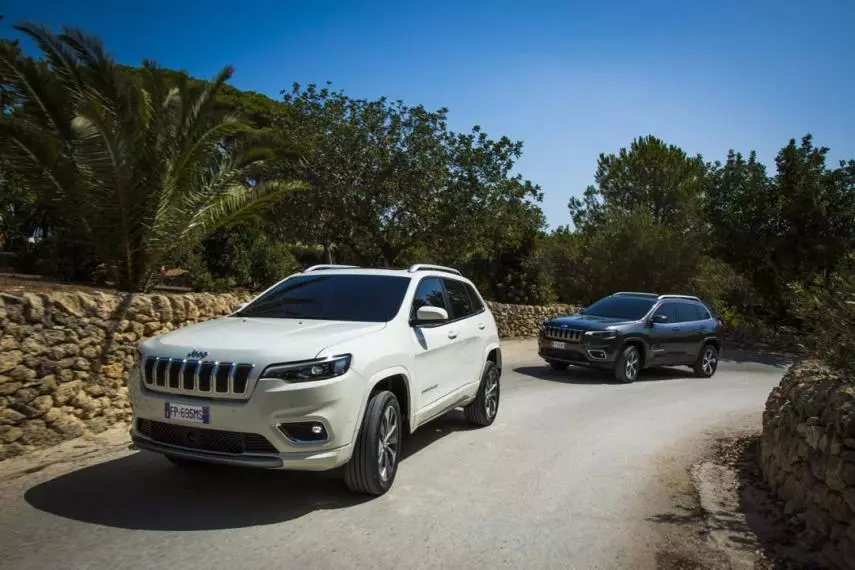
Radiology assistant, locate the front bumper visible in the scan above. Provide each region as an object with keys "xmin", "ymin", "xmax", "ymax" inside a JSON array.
[
  {"xmin": 538, "ymin": 336, "xmax": 619, "ymax": 368},
  {"xmin": 128, "ymin": 366, "xmax": 366, "ymax": 471}
]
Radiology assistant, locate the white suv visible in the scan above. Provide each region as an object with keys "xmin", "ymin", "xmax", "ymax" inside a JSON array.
[{"xmin": 129, "ymin": 264, "xmax": 502, "ymax": 495}]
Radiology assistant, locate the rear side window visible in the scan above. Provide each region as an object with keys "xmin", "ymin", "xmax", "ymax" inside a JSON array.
[
  {"xmin": 412, "ymin": 277, "xmax": 448, "ymax": 314},
  {"xmin": 443, "ymin": 278, "xmax": 474, "ymax": 319},
  {"xmin": 675, "ymin": 303, "xmax": 699, "ymax": 323},
  {"xmin": 694, "ymin": 304, "xmax": 711, "ymax": 320},
  {"xmin": 466, "ymin": 284, "xmax": 485, "ymax": 312}
]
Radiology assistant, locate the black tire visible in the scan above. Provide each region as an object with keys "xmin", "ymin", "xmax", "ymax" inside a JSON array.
[
  {"xmin": 344, "ymin": 390, "xmax": 402, "ymax": 496},
  {"xmin": 165, "ymin": 455, "xmax": 209, "ymax": 468},
  {"xmin": 464, "ymin": 361, "xmax": 500, "ymax": 427},
  {"xmin": 693, "ymin": 344, "xmax": 719, "ymax": 378},
  {"xmin": 614, "ymin": 345, "xmax": 641, "ymax": 383},
  {"xmin": 547, "ymin": 360, "xmax": 569, "ymax": 371}
]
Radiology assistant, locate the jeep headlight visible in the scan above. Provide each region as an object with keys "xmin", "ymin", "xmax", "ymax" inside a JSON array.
[
  {"xmin": 261, "ymin": 355, "xmax": 352, "ymax": 383},
  {"xmin": 584, "ymin": 330, "xmax": 617, "ymax": 341}
]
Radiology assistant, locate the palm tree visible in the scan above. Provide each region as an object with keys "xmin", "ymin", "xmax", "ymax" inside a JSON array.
[{"xmin": 0, "ymin": 23, "xmax": 305, "ymax": 291}]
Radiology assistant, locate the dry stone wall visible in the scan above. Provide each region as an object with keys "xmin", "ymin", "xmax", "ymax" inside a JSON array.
[
  {"xmin": 761, "ymin": 360, "xmax": 855, "ymax": 569},
  {"xmin": 0, "ymin": 290, "xmax": 578, "ymax": 459}
]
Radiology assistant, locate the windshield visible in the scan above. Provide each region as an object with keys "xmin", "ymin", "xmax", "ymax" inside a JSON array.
[
  {"xmin": 582, "ymin": 296, "xmax": 656, "ymax": 320},
  {"xmin": 234, "ymin": 274, "xmax": 410, "ymax": 322}
]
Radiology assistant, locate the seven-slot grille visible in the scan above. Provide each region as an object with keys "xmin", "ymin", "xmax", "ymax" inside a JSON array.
[
  {"xmin": 142, "ymin": 357, "xmax": 254, "ymax": 398},
  {"xmin": 543, "ymin": 325, "xmax": 584, "ymax": 342},
  {"xmin": 136, "ymin": 419, "xmax": 277, "ymax": 455}
]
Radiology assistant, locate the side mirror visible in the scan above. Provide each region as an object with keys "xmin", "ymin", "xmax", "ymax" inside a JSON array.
[
  {"xmin": 413, "ymin": 305, "xmax": 448, "ymax": 325},
  {"xmin": 650, "ymin": 314, "xmax": 668, "ymax": 325}
]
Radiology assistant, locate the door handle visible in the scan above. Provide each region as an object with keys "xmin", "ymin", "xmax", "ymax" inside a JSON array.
[
  {"xmin": 477, "ymin": 323, "xmax": 486, "ymax": 330},
  {"xmin": 671, "ymin": 327, "xmax": 680, "ymax": 331},
  {"xmin": 448, "ymin": 331, "xmax": 458, "ymax": 339}
]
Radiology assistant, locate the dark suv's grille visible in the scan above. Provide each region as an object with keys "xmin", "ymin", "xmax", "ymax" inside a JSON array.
[
  {"xmin": 142, "ymin": 357, "xmax": 254, "ymax": 398},
  {"xmin": 543, "ymin": 326, "xmax": 583, "ymax": 342},
  {"xmin": 136, "ymin": 419, "xmax": 277, "ymax": 455}
]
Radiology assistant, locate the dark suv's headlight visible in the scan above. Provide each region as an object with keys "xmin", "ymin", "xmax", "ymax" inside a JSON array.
[
  {"xmin": 584, "ymin": 330, "xmax": 617, "ymax": 341},
  {"xmin": 261, "ymin": 355, "xmax": 352, "ymax": 383}
]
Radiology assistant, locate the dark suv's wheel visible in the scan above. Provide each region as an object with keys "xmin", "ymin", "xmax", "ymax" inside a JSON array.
[
  {"xmin": 547, "ymin": 360, "xmax": 568, "ymax": 371},
  {"xmin": 614, "ymin": 345, "xmax": 641, "ymax": 383},
  {"xmin": 464, "ymin": 361, "xmax": 500, "ymax": 426},
  {"xmin": 344, "ymin": 390, "xmax": 402, "ymax": 496},
  {"xmin": 693, "ymin": 344, "xmax": 719, "ymax": 378}
]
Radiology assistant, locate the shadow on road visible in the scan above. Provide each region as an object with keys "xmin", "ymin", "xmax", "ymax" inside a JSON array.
[
  {"xmin": 24, "ymin": 410, "xmax": 473, "ymax": 531},
  {"xmin": 718, "ymin": 348, "xmax": 792, "ymax": 368},
  {"xmin": 514, "ymin": 365, "xmax": 693, "ymax": 384}
]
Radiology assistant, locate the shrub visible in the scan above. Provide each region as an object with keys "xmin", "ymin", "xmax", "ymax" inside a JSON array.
[{"xmin": 788, "ymin": 268, "xmax": 855, "ymax": 372}]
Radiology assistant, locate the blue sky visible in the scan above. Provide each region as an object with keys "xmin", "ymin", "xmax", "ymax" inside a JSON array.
[{"xmin": 3, "ymin": 0, "xmax": 854, "ymax": 228}]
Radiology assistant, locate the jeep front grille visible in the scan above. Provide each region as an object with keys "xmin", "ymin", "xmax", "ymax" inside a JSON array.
[
  {"xmin": 142, "ymin": 357, "xmax": 254, "ymax": 399},
  {"xmin": 136, "ymin": 419, "xmax": 277, "ymax": 455},
  {"xmin": 543, "ymin": 326, "xmax": 584, "ymax": 342}
]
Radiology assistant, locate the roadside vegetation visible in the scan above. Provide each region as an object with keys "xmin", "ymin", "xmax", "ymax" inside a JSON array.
[{"xmin": 0, "ymin": 21, "xmax": 853, "ymax": 363}]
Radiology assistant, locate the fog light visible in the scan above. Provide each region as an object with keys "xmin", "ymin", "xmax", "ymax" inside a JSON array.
[{"xmin": 278, "ymin": 421, "xmax": 328, "ymax": 443}]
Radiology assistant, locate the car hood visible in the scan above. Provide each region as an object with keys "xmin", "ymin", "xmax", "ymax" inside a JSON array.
[
  {"xmin": 549, "ymin": 314, "xmax": 637, "ymax": 331},
  {"xmin": 141, "ymin": 317, "xmax": 385, "ymax": 363}
]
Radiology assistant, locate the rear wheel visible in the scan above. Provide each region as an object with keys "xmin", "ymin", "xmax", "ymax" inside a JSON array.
[
  {"xmin": 693, "ymin": 344, "xmax": 719, "ymax": 378},
  {"xmin": 547, "ymin": 360, "xmax": 568, "ymax": 371},
  {"xmin": 614, "ymin": 345, "xmax": 641, "ymax": 383},
  {"xmin": 464, "ymin": 361, "xmax": 500, "ymax": 427},
  {"xmin": 344, "ymin": 390, "xmax": 402, "ymax": 496}
]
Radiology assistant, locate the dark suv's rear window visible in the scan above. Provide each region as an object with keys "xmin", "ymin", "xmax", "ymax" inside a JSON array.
[{"xmin": 235, "ymin": 274, "xmax": 410, "ymax": 322}]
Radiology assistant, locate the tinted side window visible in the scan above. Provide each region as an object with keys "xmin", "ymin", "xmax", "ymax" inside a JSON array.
[
  {"xmin": 675, "ymin": 303, "xmax": 698, "ymax": 323},
  {"xmin": 694, "ymin": 304, "xmax": 711, "ymax": 320},
  {"xmin": 655, "ymin": 302, "xmax": 679, "ymax": 323},
  {"xmin": 443, "ymin": 279, "xmax": 474, "ymax": 319},
  {"xmin": 412, "ymin": 278, "xmax": 448, "ymax": 314},
  {"xmin": 465, "ymin": 284, "xmax": 484, "ymax": 312}
]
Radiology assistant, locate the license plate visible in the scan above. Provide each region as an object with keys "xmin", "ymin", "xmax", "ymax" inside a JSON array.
[
  {"xmin": 164, "ymin": 402, "xmax": 210, "ymax": 424},
  {"xmin": 549, "ymin": 340, "xmax": 568, "ymax": 350}
]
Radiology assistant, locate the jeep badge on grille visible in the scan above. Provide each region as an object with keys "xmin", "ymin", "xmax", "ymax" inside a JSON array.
[{"xmin": 186, "ymin": 350, "xmax": 208, "ymax": 359}]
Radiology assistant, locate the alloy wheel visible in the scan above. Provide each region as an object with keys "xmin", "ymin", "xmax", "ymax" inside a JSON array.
[
  {"xmin": 625, "ymin": 349, "xmax": 639, "ymax": 381},
  {"xmin": 378, "ymin": 405, "xmax": 399, "ymax": 482},
  {"xmin": 702, "ymin": 347, "xmax": 717, "ymax": 376},
  {"xmin": 484, "ymin": 367, "xmax": 499, "ymax": 420}
]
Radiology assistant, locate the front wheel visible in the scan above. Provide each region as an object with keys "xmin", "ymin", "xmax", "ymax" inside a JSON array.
[
  {"xmin": 614, "ymin": 345, "xmax": 641, "ymax": 383},
  {"xmin": 693, "ymin": 344, "xmax": 719, "ymax": 378},
  {"xmin": 344, "ymin": 390, "xmax": 402, "ymax": 496},
  {"xmin": 547, "ymin": 360, "xmax": 568, "ymax": 371},
  {"xmin": 464, "ymin": 361, "xmax": 500, "ymax": 427}
]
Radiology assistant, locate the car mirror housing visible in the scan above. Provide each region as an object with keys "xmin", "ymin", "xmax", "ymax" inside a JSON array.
[
  {"xmin": 651, "ymin": 314, "xmax": 668, "ymax": 324},
  {"xmin": 413, "ymin": 305, "xmax": 448, "ymax": 324}
]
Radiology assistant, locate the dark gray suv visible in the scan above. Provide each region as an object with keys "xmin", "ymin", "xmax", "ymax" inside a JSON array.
[{"xmin": 538, "ymin": 292, "xmax": 723, "ymax": 383}]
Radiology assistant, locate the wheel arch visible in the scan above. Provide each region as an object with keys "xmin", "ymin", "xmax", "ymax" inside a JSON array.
[
  {"xmin": 620, "ymin": 336, "xmax": 650, "ymax": 367},
  {"xmin": 361, "ymin": 367, "xmax": 414, "ymax": 438}
]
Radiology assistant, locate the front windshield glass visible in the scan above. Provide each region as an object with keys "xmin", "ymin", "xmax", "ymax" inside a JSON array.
[
  {"xmin": 235, "ymin": 274, "xmax": 410, "ymax": 322},
  {"xmin": 582, "ymin": 296, "xmax": 656, "ymax": 320}
]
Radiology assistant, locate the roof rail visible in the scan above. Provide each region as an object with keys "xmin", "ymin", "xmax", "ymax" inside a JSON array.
[
  {"xmin": 658, "ymin": 294, "xmax": 701, "ymax": 302},
  {"xmin": 303, "ymin": 264, "xmax": 360, "ymax": 272},
  {"xmin": 407, "ymin": 264, "xmax": 461, "ymax": 276},
  {"xmin": 613, "ymin": 291, "xmax": 659, "ymax": 297}
]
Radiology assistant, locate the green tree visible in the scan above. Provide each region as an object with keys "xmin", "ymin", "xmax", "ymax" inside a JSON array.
[
  {"xmin": 569, "ymin": 135, "xmax": 708, "ymax": 232},
  {"xmin": 706, "ymin": 136, "xmax": 855, "ymax": 316},
  {"xmin": 273, "ymin": 84, "xmax": 544, "ymax": 267},
  {"xmin": 0, "ymin": 24, "xmax": 304, "ymax": 290}
]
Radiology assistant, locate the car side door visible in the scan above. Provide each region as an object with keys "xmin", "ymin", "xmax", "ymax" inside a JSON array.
[
  {"xmin": 441, "ymin": 278, "xmax": 484, "ymax": 391},
  {"xmin": 409, "ymin": 277, "xmax": 460, "ymax": 408},
  {"xmin": 649, "ymin": 302, "xmax": 682, "ymax": 363}
]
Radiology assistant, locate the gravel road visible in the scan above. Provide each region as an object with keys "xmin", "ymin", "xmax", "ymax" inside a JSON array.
[{"xmin": 0, "ymin": 340, "xmax": 789, "ymax": 570}]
